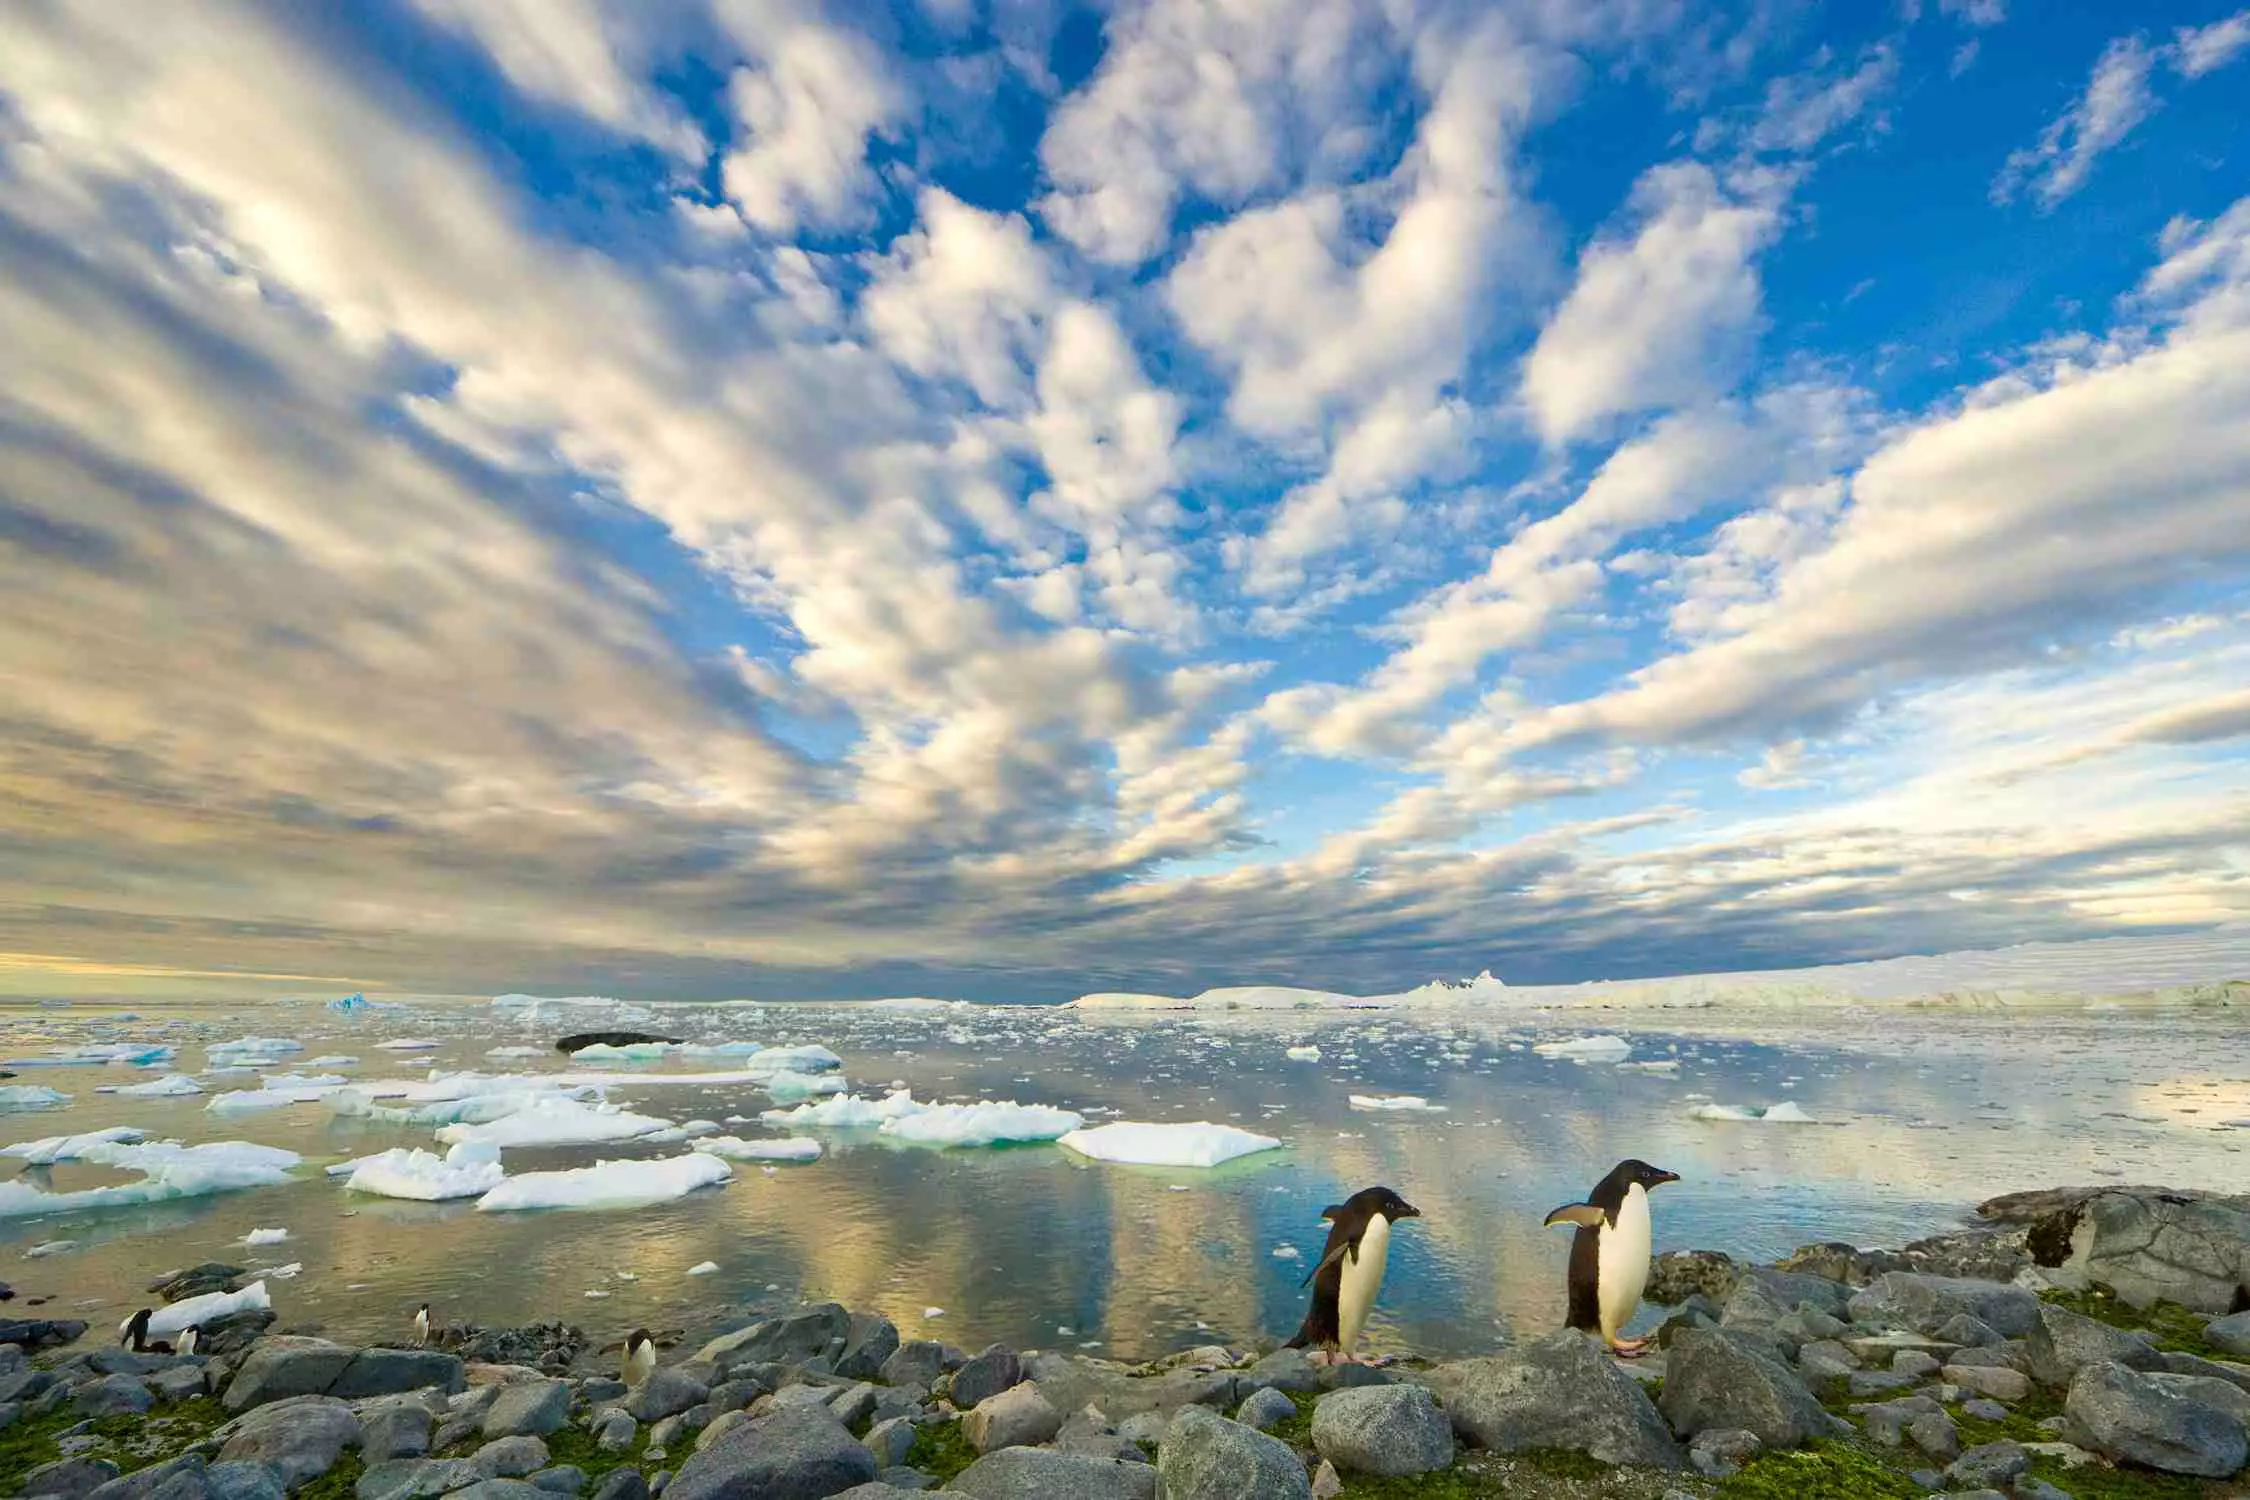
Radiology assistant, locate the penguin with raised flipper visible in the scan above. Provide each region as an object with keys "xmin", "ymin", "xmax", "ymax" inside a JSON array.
[
  {"xmin": 1544, "ymin": 1158, "xmax": 1679, "ymax": 1356},
  {"xmin": 1284, "ymin": 1185, "xmax": 1421, "ymax": 1365}
]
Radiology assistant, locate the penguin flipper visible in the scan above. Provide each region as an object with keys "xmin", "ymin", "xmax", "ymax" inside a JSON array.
[
  {"xmin": 1299, "ymin": 1238, "xmax": 1356, "ymax": 1289},
  {"xmin": 1544, "ymin": 1202, "xmax": 1606, "ymax": 1229}
]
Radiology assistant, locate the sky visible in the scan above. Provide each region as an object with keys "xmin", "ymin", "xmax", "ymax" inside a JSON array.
[{"xmin": 2, "ymin": 0, "xmax": 2248, "ymax": 1004}]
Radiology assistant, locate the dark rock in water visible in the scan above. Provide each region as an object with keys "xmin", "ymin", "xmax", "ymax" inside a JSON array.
[
  {"xmin": 197, "ymin": 1310, "xmax": 278, "ymax": 1356},
  {"xmin": 1428, "ymin": 1332, "xmax": 1684, "ymax": 1469},
  {"xmin": 0, "ymin": 1317, "xmax": 88, "ymax": 1350},
  {"xmin": 1157, "ymin": 1406, "xmax": 1311, "ymax": 1500},
  {"xmin": 948, "ymin": 1346, "xmax": 1024, "ymax": 1410},
  {"xmin": 554, "ymin": 1033, "xmax": 684, "ymax": 1055},
  {"xmin": 150, "ymin": 1264, "xmax": 249, "ymax": 1303},
  {"xmin": 1646, "ymin": 1249, "xmax": 1738, "ymax": 1306},
  {"xmin": 664, "ymin": 1406, "xmax": 877, "ymax": 1500},
  {"xmin": 447, "ymin": 1323, "xmax": 590, "ymax": 1373},
  {"xmin": 24, "ymin": 1456, "xmax": 123, "ymax": 1499},
  {"xmin": 1660, "ymin": 1329, "xmax": 1840, "ymax": 1450},
  {"xmin": 0, "ymin": 1282, "xmax": 12, "ymax": 1302},
  {"xmin": 950, "ymin": 1448, "xmax": 1157, "ymax": 1499},
  {"xmin": 2066, "ymin": 1359, "xmax": 2249, "ymax": 1477}
]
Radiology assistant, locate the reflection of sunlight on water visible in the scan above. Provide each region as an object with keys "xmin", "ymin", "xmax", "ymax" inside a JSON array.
[{"xmin": 1, "ymin": 1003, "xmax": 2245, "ymax": 1361}]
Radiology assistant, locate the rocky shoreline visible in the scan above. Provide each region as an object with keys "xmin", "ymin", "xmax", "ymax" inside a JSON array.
[{"xmin": 5, "ymin": 1185, "xmax": 2249, "ymax": 1500}]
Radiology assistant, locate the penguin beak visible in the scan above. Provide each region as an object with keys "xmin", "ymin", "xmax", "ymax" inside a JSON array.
[
  {"xmin": 1650, "ymin": 1168, "xmax": 1680, "ymax": 1186},
  {"xmin": 1397, "ymin": 1199, "xmax": 1422, "ymax": 1219}
]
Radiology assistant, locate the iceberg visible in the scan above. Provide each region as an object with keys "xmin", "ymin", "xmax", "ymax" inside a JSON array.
[
  {"xmin": 485, "ymin": 1046, "xmax": 546, "ymax": 1059},
  {"xmin": 206, "ymin": 1074, "xmax": 351, "ymax": 1113},
  {"xmin": 105, "ymin": 1073, "xmax": 203, "ymax": 1097},
  {"xmin": 0, "ymin": 1141, "xmax": 300, "ymax": 1217},
  {"xmin": 760, "ymin": 1089, "xmax": 926, "ymax": 1129},
  {"xmin": 1348, "ymin": 1095, "xmax": 1445, "ymax": 1112},
  {"xmin": 1058, "ymin": 1122, "xmax": 1285, "ymax": 1168},
  {"xmin": 48, "ymin": 1044, "xmax": 177, "ymax": 1065},
  {"xmin": 687, "ymin": 1260, "xmax": 719, "ymax": 1275},
  {"xmin": 693, "ymin": 1136, "xmax": 823, "ymax": 1162},
  {"xmin": 305, "ymin": 1055, "xmax": 358, "ymax": 1067},
  {"xmin": 0, "ymin": 1086, "xmax": 71, "ymax": 1111},
  {"xmin": 740, "ymin": 1044, "xmax": 845, "ymax": 1075},
  {"xmin": 879, "ymin": 1101, "xmax": 1084, "ymax": 1148},
  {"xmin": 242, "ymin": 1227, "xmax": 289, "ymax": 1245},
  {"xmin": 346, "ymin": 1142, "xmax": 507, "ymax": 1201},
  {"xmin": 436, "ymin": 1095, "xmax": 672, "ymax": 1149},
  {"xmin": 1284, "ymin": 1046, "xmax": 1323, "ymax": 1062},
  {"xmin": 328, "ymin": 993, "xmax": 369, "ymax": 1012},
  {"xmin": 566, "ymin": 1042, "xmax": 673, "ymax": 1063},
  {"xmin": 1689, "ymin": 1101, "xmax": 1820, "ymax": 1124},
  {"xmin": 376, "ymin": 1038, "xmax": 441, "ymax": 1051},
  {"xmin": 4, "ymin": 1126, "xmax": 147, "ymax": 1163},
  {"xmin": 207, "ymin": 1036, "xmax": 302, "ymax": 1059},
  {"xmin": 762, "ymin": 1069, "xmax": 848, "ymax": 1101},
  {"xmin": 146, "ymin": 1280, "xmax": 269, "ymax": 1339},
  {"xmin": 476, "ymin": 1153, "xmax": 731, "ymax": 1212},
  {"xmin": 1533, "ymin": 1035, "xmax": 1634, "ymax": 1061}
]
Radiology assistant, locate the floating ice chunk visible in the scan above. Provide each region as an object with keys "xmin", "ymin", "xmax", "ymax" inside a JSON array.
[
  {"xmin": 1533, "ymin": 1035, "xmax": 1633, "ymax": 1061},
  {"xmin": 879, "ymin": 1101, "xmax": 1083, "ymax": 1148},
  {"xmin": 687, "ymin": 1261, "xmax": 719, "ymax": 1276},
  {"xmin": 567, "ymin": 1042, "xmax": 673, "ymax": 1063},
  {"xmin": 865, "ymin": 997, "xmax": 958, "ymax": 1011},
  {"xmin": 328, "ymin": 993, "xmax": 369, "ymax": 1012},
  {"xmin": 112, "ymin": 1077, "xmax": 205, "ymax": 1105},
  {"xmin": 0, "ymin": 1141, "xmax": 300, "ymax": 1217},
  {"xmin": 377, "ymin": 1038, "xmax": 441, "ymax": 1051},
  {"xmin": 4, "ymin": 1127, "xmax": 147, "ymax": 1162},
  {"xmin": 1284, "ymin": 1046, "xmax": 1323, "ymax": 1062},
  {"xmin": 243, "ymin": 1227, "xmax": 290, "ymax": 1246},
  {"xmin": 1272, "ymin": 1244, "xmax": 1301, "ymax": 1260},
  {"xmin": 485, "ymin": 1046, "xmax": 546, "ymax": 1059},
  {"xmin": 1348, "ymin": 1095, "xmax": 1446, "ymax": 1112},
  {"xmin": 0, "ymin": 1086, "xmax": 71, "ymax": 1112},
  {"xmin": 476, "ymin": 1153, "xmax": 731, "ymax": 1212},
  {"xmin": 25, "ymin": 1240, "xmax": 76, "ymax": 1258},
  {"xmin": 1058, "ymin": 1122, "xmax": 1285, "ymax": 1168},
  {"xmin": 676, "ymin": 1041, "xmax": 764, "ymax": 1058},
  {"xmin": 761, "ymin": 1089, "xmax": 925, "ymax": 1130},
  {"xmin": 48, "ymin": 1044, "xmax": 177, "ymax": 1066},
  {"xmin": 640, "ymin": 1120, "xmax": 721, "ymax": 1144},
  {"xmin": 305, "ymin": 1056, "xmax": 358, "ymax": 1068},
  {"xmin": 762, "ymin": 1069, "xmax": 848, "ymax": 1102},
  {"xmin": 206, "ymin": 1075, "xmax": 350, "ymax": 1113},
  {"xmin": 208, "ymin": 1037, "xmax": 302, "ymax": 1059},
  {"xmin": 1617, "ymin": 1060, "xmax": 1680, "ymax": 1073},
  {"xmin": 437, "ymin": 1095, "xmax": 672, "ymax": 1149},
  {"xmin": 346, "ymin": 1141, "xmax": 507, "ymax": 1201},
  {"xmin": 146, "ymin": 1280, "xmax": 269, "ymax": 1338},
  {"xmin": 741, "ymin": 1044, "xmax": 845, "ymax": 1076},
  {"xmin": 693, "ymin": 1136, "xmax": 823, "ymax": 1162},
  {"xmin": 261, "ymin": 1262, "xmax": 303, "ymax": 1279},
  {"xmin": 1689, "ymin": 1101, "xmax": 1820, "ymax": 1124}
]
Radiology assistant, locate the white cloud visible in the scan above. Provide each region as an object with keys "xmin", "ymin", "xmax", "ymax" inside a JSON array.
[
  {"xmin": 2175, "ymin": 10, "xmax": 2250, "ymax": 78},
  {"xmin": 411, "ymin": 0, "xmax": 704, "ymax": 157},
  {"xmin": 715, "ymin": 0, "xmax": 909, "ymax": 235},
  {"xmin": 1519, "ymin": 161, "xmax": 1787, "ymax": 445},
  {"xmin": 1939, "ymin": 0, "xmax": 2006, "ymax": 26},
  {"xmin": 1744, "ymin": 44, "xmax": 1901, "ymax": 154}
]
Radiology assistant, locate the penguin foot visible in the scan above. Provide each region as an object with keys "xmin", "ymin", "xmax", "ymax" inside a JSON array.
[{"xmin": 1608, "ymin": 1336, "xmax": 1653, "ymax": 1358}]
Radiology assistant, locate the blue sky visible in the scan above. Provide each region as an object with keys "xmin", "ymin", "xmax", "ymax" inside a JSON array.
[{"xmin": 2, "ymin": 0, "xmax": 2247, "ymax": 1002}]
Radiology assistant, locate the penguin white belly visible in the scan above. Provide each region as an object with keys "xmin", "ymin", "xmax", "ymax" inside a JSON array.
[
  {"xmin": 1597, "ymin": 1183, "xmax": 1652, "ymax": 1339},
  {"xmin": 1336, "ymin": 1214, "xmax": 1393, "ymax": 1356}
]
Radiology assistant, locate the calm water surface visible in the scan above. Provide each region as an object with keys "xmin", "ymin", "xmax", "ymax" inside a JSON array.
[{"xmin": 3, "ymin": 999, "xmax": 2245, "ymax": 1362}]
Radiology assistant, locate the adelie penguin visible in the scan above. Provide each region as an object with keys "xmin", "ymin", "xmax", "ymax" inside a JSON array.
[
  {"xmin": 1284, "ymin": 1186, "xmax": 1421, "ymax": 1365},
  {"xmin": 120, "ymin": 1308, "xmax": 175, "ymax": 1355},
  {"xmin": 413, "ymin": 1304, "xmax": 432, "ymax": 1348},
  {"xmin": 621, "ymin": 1328, "xmax": 657, "ymax": 1387},
  {"xmin": 1544, "ymin": 1158, "xmax": 1680, "ymax": 1356}
]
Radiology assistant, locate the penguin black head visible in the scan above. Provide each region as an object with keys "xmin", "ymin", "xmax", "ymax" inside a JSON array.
[
  {"xmin": 121, "ymin": 1308, "xmax": 151, "ymax": 1347},
  {"xmin": 1610, "ymin": 1159, "xmax": 1680, "ymax": 1192}
]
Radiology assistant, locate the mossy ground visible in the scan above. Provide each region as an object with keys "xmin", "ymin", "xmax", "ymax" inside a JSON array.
[
  {"xmin": 295, "ymin": 1452, "xmax": 367, "ymax": 1500},
  {"xmin": 2040, "ymin": 1288, "xmax": 2234, "ymax": 1360},
  {"xmin": 542, "ymin": 1420, "xmax": 654, "ymax": 1485},
  {"xmin": 904, "ymin": 1417, "xmax": 977, "ymax": 1483},
  {"xmin": 0, "ymin": 1394, "xmax": 230, "ymax": 1493},
  {"xmin": 1713, "ymin": 1441, "xmax": 1925, "ymax": 1499}
]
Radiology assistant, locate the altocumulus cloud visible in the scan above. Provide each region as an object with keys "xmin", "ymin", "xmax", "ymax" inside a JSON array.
[{"xmin": 0, "ymin": 0, "xmax": 2246, "ymax": 1001}]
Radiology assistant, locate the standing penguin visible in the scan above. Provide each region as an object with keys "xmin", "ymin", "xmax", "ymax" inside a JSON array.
[
  {"xmin": 177, "ymin": 1325, "xmax": 202, "ymax": 1357},
  {"xmin": 621, "ymin": 1328, "xmax": 657, "ymax": 1386},
  {"xmin": 120, "ymin": 1308, "xmax": 175, "ymax": 1355},
  {"xmin": 413, "ymin": 1304, "xmax": 431, "ymax": 1348},
  {"xmin": 1543, "ymin": 1158, "xmax": 1679, "ymax": 1356},
  {"xmin": 1284, "ymin": 1186, "xmax": 1421, "ymax": 1365}
]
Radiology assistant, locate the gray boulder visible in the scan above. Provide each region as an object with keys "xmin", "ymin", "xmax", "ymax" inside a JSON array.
[
  {"xmin": 446, "ymin": 1484, "xmax": 546, "ymax": 1500},
  {"xmin": 962, "ymin": 1384, "xmax": 1061, "ymax": 1453},
  {"xmin": 2157, "ymin": 1349, "xmax": 2250, "ymax": 1394},
  {"xmin": 695, "ymin": 1305, "xmax": 853, "ymax": 1374},
  {"xmin": 2066, "ymin": 1359, "xmax": 2249, "ymax": 1477},
  {"xmin": 1156, "ymin": 1406, "xmax": 1310, "ymax": 1500},
  {"xmin": 360, "ymin": 1403, "xmax": 434, "ymax": 1463},
  {"xmin": 1428, "ymin": 1332, "xmax": 1683, "ymax": 1469},
  {"xmin": 2025, "ymin": 1302, "xmax": 2163, "ymax": 1388},
  {"xmin": 877, "ymin": 1341, "xmax": 949, "ymax": 1393},
  {"xmin": 329, "ymin": 1350, "xmax": 465, "ymax": 1401},
  {"xmin": 1846, "ymin": 1274, "xmax": 2039, "ymax": 1338},
  {"xmin": 589, "ymin": 1473, "xmax": 647, "ymax": 1500},
  {"xmin": 74, "ymin": 1375, "xmax": 154, "ymax": 1418},
  {"xmin": 835, "ymin": 1315, "xmax": 900, "ymax": 1382},
  {"xmin": 2207, "ymin": 1310, "xmax": 2250, "ymax": 1359},
  {"xmin": 1945, "ymin": 1440, "xmax": 2029, "ymax": 1489},
  {"xmin": 217, "ymin": 1394, "xmax": 363, "ymax": 1488},
  {"xmin": 1906, "ymin": 1410, "xmax": 1959, "ymax": 1461},
  {"xmin": 530, "ymin": 1468, "xmax": 586, "ymax": 1494},
  {"xmin": 484, "ymin": 1380, "xmax": 571, "ymax": 1439},
  {"xmin": 1660, "ymin": 1328, "xmax": 1839, "ymax": 1449},
  {"xmin": 223, "ymin": 1338, "xmax": 357, "ymax": 1412},
  {"xmin": 25, "ymin": 1457, "xmax": 122, "ymax": 1498},
  {"xmin": 1310, "ymin": 1384, "xmax": 1452, "ymax": 1477},
  {"xmin": 2068, "ymin": 1193, "xmax": 2250, "ymax": 1313},
  {"xmin": 593, "ymin": 1412, "xmax": 639, "ymax": 1453},
  {"xmin": 861, "ymin": 1416, "xmax": 916, "ymax": 1468},
  {"xmin": 354, "ymin": 1459, "xmax": 482, "ymax": 1500},
  {"xmin": 948, "ymin": 1447, "xmax": 1153, "ymax": 1499},
  {"xmin": 1241, "ymin": 1349, "xmax": 1321, "ymax": 1395},
  {"xmin": 1234, "ymin": 1386, "xmax": 1298, "ymax": 1431},
  {"xmin": 663, "ymin": 1406, "xmax": 879, "ymax": 1500},
  {"xmin": 2149, "ymin": 1371, "xmax": 2250, "ymax": 1427},
  {"xmin": 1943, "ymin": 1364, "xmax": 2031, "ymax": 1402},
  {"xmin": 628, "ymin": 1370, "xmax": 711, "ymax": 1423},
  {"xmin": 947, "ymin": 1348, "xmax": 1023, "ymax": 1411},
  {"xmin": 473, "ymin": 1437, "xmax": 553, "ymax": 1479},
  {"xmin": 84, "ymin": 1456, "xmax": 208, "ymax": 1500},
  {"xmin": 205, "ymin": 1463, "xmax": 285, "ymax": 1500}
]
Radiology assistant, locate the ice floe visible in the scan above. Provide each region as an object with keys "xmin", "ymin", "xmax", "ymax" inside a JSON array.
[
  {"xmin": 1533, "ymin": 1035, "xmax": 1634, "ymax": 1061},
  {"xmin": 485, "ymin": 1046, "xmax": 547, "ymax": 1059},
  {"xmin": 880, "ymin": 1101, "xmax": 1082, "ymax": 1148},
  {"xmin": 206, "ymin": 1074, "xmax": 352, "ymax": 1113},
  {"xmin": 760, "ymin": 1090, "xmax": 926, "ymax": 1129},
  {"xmin": 0, "ymin": 1086, "xmax": 71, "ymax": 1112},
  {"xmin": 1348, "ymin": 1095, "xmax": 1445, "ymax": 1112},
  {"xmin": 1284, "ymin": 1046, "xmax": 1323, "ymax": 1062},
  {"xmin": 687, "ymin": 1261, "xmax": 719, "ymax": 1275},
  {"xmin": 242, "ymin": 1227, "xmax": 289, "ymax": 1245},
  {"xmin": 1057, "ymin": 1122, "xmax": 1285, "ymax": 1168},
  {"xmin": 693, "ymin": 1136, "xmax": 823, "ymax": 1163},
  {"xmin": 740, "ymin": 1044, "xmax": 846, "ymax": 1075},
  {"xmin": 345, "ymin": 1142, "xmax": 508, "ymax": 1201},
  {"xmin": 0, "ymin": 1141, "xmax": 300, "ymax": 1217},
  {"xmin": 1689, "ymin": 1101, "xmax": 1820, "ymax": 1124},
  {"xmin": 567, "ymin": 1042, "xmax": 672, "ymax": 1063},
  {"xmin": 146, "ymin": 1281, "xmax": 269, "ymax": 1338},
  {"xmin": 436, "ymin": 1095, "xmax": 672, "ymax": 1149},
  {"xmin": 477, "ymin": 1153, "xmax": 731, "ymax": 1212},
  {"xmin": 207, "ymin": 1037, "xmax": 302, "ymax": 1062},
  {"xmin": 762, "ymin": 1069, "xmax": 848, "ymax": 1101},
  {"xmin": 3, "ymin": 1127, "xmax": 147, "ymax": 1163},
  {"xmin": 639, "ymin": 1120, "xmax": 720, "ymax": 1144},
  {"xmin": 377, "ymin": 1038, "xmax": 441, "ymax": 1051}
]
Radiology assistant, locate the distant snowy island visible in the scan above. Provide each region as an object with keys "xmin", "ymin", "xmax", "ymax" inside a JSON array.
[{"xmin": 1067, "ymin": 927, "xmax": 2250, "ymax": 1012}]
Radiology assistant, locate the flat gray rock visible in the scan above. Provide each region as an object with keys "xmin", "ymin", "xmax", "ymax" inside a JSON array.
[
  {"xmin": 662, "ymin": 1406, "xmax": 879, "ymax": 1500},
  {"xmin": 1234, "ymin": 1386, "xmax": 1298, "ymax": 1431},
  {"xmin": 1846, "ymin": 1273, "xmax": 2039, "ymax": 1338},
  {"xmin": 695, "ymin": 1305, "xmax": 853, "ymax": 1374},
  {"xmin": 217, "ymin": 1395, "xmax": 362, "ymax": 1488},
  {"xmin": 2208, "ymin": 1310, "xmax": 2250, "ymax": 1359},
  {"xmin": 473, "ymin": 1436, "xmax": 552, "ymax": 1479},
  {"xmin": 355, "ymin": 1460, "xmax": 482, "ymax": 1500},
  {"xmin": 73, "ymin": 1375, "xmax": 154, "ymax": 1418},
  {"xmin": 962, "ymin": 1384, "xmax": 1060, "ymax": 1453},
  {"xmin": 1157, "ymin": 1407, "xmax": 1309, "ymax": 1500},
  {"xmin": 329, "ymin": 1350, "xmax": 465, "ymax": 1401},
  {"xmin": 2024, "ymin": 1302, "xmax": 2163, "ymax": 1388},
  {"xmin": 1430, "ymin": 1332, "xmax": 1684, "ymax": 1470},
  {"xmin": 1310, "ymin": 1384, "xmax": 1451, "ymax": 1477},
  {"xmin": 85, "ymin": 1456, "xmax": 209, "ymax": 1500},
  {"xmin": 949, "ymin": 1447, "xmax": 1155, "ymax": 1500},
  {"xmin": 2066, "ymin": 1359, "xmax": 2249, "ymax": 1477},
  {"xmin": 25, "ymin": 1456, "xmax": 123, "ymax": 1498},
  {"xmin": 360, "ymin": 1403, "xmax": 434, "ymax": 1463},
  {"xmin": 628, "ymin": 1369, "xmax": 711, "ymax": 1423},
  {"xmin": 483, "ymin": 1380, "xmax": 571, "ymax": 1438},
  {"xmin": 223, "ymin": 1338, "xmax": 356, "ymax": 1413}
]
